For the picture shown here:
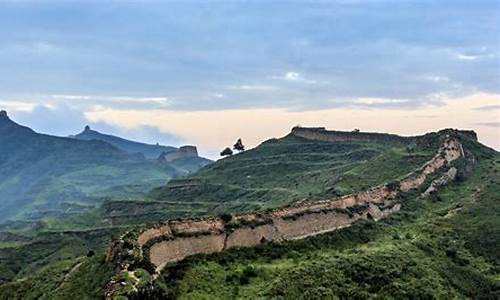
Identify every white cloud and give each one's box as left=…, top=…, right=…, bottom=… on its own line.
left=51, top=94, right=91, bottom=100
left=212, top=93, right=225, bottom=98
left=353, top=97, right=409, bottom=105
left=226, top=85, right=278, bottom=91
left=285, top=72, right=301, bottom=81
left=0, top=100, right=38, bottom=112
left=456, top=54, right=478, bottom=61
left=271, top=71, right=318, bottom=84
left=422, top=75, right=450, bottom=83
left=107, top=96, right=171, bottom=104
left=49, top=94, right=171, bottom=106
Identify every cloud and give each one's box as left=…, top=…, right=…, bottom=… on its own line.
left=88, top=122, right=185, bottom=146
left=473, top=104, right=500, bottom=111
left=271, top=71, right=318, bottom=84
left=456, top=54, right=478, bottom=61
left=50, top=94, right=92, bottom=100
left=11, top=105, right=90, bottom=136
left=412, top=115, right=438, bottom=119
left=9, top=104, right=184, bottom=146
left=0, top=1, right=498, bottom=112
left=0, top=100, right=38, bottom=112
left=474, top=122, right=500, bottom=128
left=421, top=75, right=450, bottom=83
left=321, top=94, right=446, bottom=110
left=50, top=94, right=171, bottom=106
left=212, top=93, right=225, bottom=98
left=353, top=97, right=409, bottom=106
left=226, top=85, right=278, bottom=91
left=85, top=93, right=500, bottom=157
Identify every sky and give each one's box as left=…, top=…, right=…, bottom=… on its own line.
left=0, top=0, right=498, bottom=158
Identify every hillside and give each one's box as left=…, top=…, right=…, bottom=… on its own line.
left=144, top=145, right=499, bottom=299
left=71, top=125, right=176, bottom=159
left=71, top=125, right=212, bottom=174
left=0, top=111, right=209, bottom=226
left=108, top=128, right=499, bottom=299
left=107, top=129, right=436, bottom=225
left=0, top=126, right=497, bottom=299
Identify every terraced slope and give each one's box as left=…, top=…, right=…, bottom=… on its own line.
left=121, top=131, right=499, bottom=299
left=103, top=133, right=434, bottom=225
left=145, top=153, right=499, bottom=299
left=0, top=127, right=496, bottom=300
left=102, top=131, right=467, bottom=297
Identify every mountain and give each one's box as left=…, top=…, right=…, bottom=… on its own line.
left=0, top=126, right=498, bottom=299
left=70, top=125, right=176, bottom=159
left=0, top=111, right=210, bottom=225
left=71, top=125, right=212, bottom=174
left=86, top=127, right=433, bottom=226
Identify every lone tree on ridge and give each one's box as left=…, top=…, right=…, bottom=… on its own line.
left=220, top=147, right=233, bottom=157
left=233, top=138, right=245, bottom=152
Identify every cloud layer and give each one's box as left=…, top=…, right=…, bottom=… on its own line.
left=0, top=1, right=498, bottom=156
left=0, top=1, right=498, bottom=112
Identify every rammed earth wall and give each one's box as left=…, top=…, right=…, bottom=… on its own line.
left=125, top=136, right=463, bottom=273
left=106, top=130, right=465, bottom=285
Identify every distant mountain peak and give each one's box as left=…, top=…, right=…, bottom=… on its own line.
left=71, top=126, right=180, bottom=159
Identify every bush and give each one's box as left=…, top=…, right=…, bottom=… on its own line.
left=220, top=213, right=233, bottom=223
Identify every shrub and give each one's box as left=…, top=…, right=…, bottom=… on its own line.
left=220, top=213, right=233, bottom=223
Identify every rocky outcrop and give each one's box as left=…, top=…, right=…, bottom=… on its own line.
left=157, top=145, right=199, bottom=162
left=422, top=167, right=457, bottom=197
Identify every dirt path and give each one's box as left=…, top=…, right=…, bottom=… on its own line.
left=54, top=261, right=83, bottom=292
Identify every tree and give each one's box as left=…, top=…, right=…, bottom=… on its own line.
left=220, top=147, right=233, bottom=157
left=233, top=138, right=245, bottom=152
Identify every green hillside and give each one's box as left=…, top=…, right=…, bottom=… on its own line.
left=132, top=137, right=500, bottom=299
left=0, top=127, right=498, bottom=299
left=0, top=112, right=208, bottom=226
left=132, top=133, right=434, bottom=222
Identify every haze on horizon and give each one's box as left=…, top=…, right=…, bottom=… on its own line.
left=0, top=0, right=498, bottom=158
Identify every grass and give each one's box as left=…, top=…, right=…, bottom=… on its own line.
left=137, top=149, right=499, bottom=299
left=0, top=255, right=116, bottom=300
left=0, top=129, right=495, bottom=299
left=145, top=134, right=433, bottom=218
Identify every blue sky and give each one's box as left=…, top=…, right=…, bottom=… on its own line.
left=0, top=0, right=498, bottom=155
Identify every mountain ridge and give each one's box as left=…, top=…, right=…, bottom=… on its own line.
left=104, top=129, right=471, bottom=297
left=0, top=111, right=211, bottom=224
left=70, top=125, right=177, bottom=160
left=0, top=123, right=497, bottom=299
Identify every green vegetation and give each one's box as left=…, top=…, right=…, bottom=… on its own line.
left=0, top=227, right=119, bottom=283
left=0, top=114, right=209, bottom=227
left=134, top=147, right=499, bottom=299
left=0, top=255, right=115, bottom=300
left=147, top=134, right=433, bottom=217
left=0, top=125, right=497, bottom=299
